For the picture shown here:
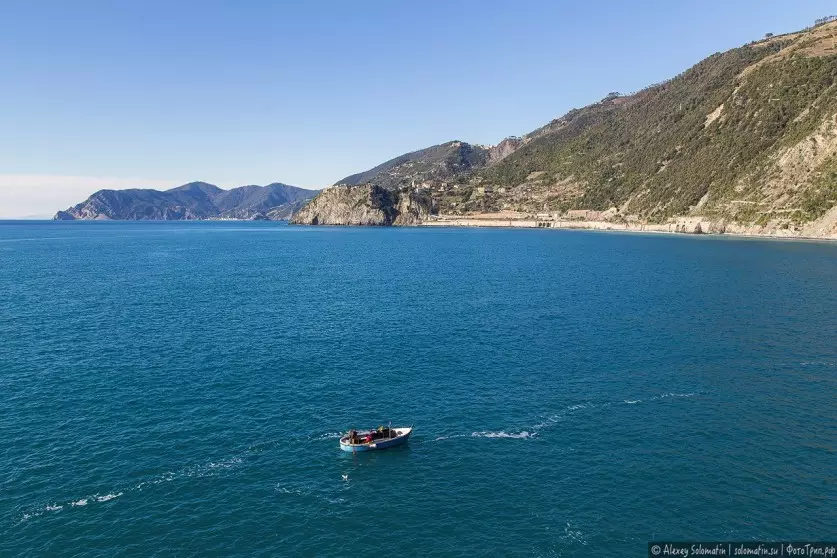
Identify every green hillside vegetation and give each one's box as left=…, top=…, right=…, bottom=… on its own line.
left=469, top=35, right=837, bottom=223
left=336, top=141, right=489, bottom=190
left=55, top=182, right=318, bottom=220
left=297, top=19, right=837, bottom=233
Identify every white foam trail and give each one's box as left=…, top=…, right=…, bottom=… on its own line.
left=313, top=432, right=343, bottom=440
left=428, top=393, right=702, bottom=449
left=561, top=522, right=588, bottom=545
left=95, top=492, right=123, bottom=503
left=655, top=392, right=697, bottom=400
left=275, top=485, right=310, bottom=496
left=431, top=434, right=469, bottom=442
left=23, top=446, right=262, bottom=523
left=472, top=431, right=536, bottom=439
left=152, top=472, right=175, bottom=485
left=206, top=457, right=242, bottom=470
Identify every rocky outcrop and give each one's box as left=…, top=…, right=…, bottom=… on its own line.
left=54, top=210, right=84, bottom=220
left=487, top=136, right=525, bottom=164
left=290, top=184, right=431, bottom=226
left=54, top=182, right=319, bottom=220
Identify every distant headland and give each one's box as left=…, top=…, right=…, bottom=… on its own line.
left=54, top=182, right=318, bottom=221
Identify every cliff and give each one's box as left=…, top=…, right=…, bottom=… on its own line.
left=290, top=184, right=431, bottom=226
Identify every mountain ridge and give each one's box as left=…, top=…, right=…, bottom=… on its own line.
left=55, top=182, right=319, bottom=221
left=293, top=18, right=837, bottom=238
left=334, top=140, right=491, bottom=189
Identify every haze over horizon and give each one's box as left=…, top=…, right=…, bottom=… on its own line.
left=1, top=0, right=834, bottom=218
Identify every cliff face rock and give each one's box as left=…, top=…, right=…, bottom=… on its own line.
left=54, top=182, right=319, bottom=221
left=290, top=138, right=519, bottom=226
left=290, top=184, right=431, bottom=226
left=487, top=136, right=525, bottom=164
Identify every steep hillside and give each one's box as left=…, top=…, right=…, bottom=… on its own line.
left=55, top=182, right=319, bottom=220
left=295, top=19, right=837, bottom=236
left=468, top=20, right=837, bottom=230
left=335, top=141, right=490, bottom=189
left=213, top=183, right=318, bottom=219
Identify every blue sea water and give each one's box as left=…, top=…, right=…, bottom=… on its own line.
left=1, top=221, right=835, bottom=557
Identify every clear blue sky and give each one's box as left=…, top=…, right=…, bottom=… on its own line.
left=0, top=0, right=834, bottom=215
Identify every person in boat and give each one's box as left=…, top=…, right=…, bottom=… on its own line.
left=349, top=430, right=358, bottom=444
left=365, top=432, right=373, bottom=444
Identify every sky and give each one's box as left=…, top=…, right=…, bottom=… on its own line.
left=1, top=0, right=835, bottom=217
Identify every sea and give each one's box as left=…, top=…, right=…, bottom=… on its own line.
left=1, top=221, right=835, bottom=557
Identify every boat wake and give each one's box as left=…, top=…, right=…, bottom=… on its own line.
left=471, top=431, right=536, bottom=439
left=15, top=455, right=243, bottom=524
left=247, top=430, right=345, bottom=453
left=431, top=434, right=470, bottom=442
left=274, top=479, right=352, bottom=510
left=14, top=392, right=701, bottom=525
left=17, top=492, right=124, bottom=523
left=800, top=360, right=837, bottom=367
left=559, top=521, right=588, bottom=546
left=95, top=493, right=123, bottom=503
left=655, top=392, right=697, bottom=399
left=312, top=432, right=343, bottom=440
left=427, top=391, right=702, bottom=445
left=13, top=429, right=344, bottom=526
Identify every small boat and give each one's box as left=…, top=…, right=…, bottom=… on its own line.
left=339, top=426, right=412, bottom=452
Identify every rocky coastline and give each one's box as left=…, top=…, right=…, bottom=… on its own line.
left=417, top=209, right=837, bottom=241
left=290, top=184, right=432, bottom=226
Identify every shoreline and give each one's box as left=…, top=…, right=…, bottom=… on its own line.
left=10, top=217, right=837, bottom=243
left=418, top=216, right=837, bottom=242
